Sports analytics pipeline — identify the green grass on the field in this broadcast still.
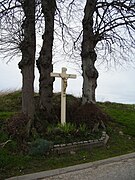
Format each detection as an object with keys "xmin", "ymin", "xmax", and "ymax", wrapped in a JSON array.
[
  {"xmin": 0, "ymin": 92, "xmax": 135, "ymax": 179},
  {"xmin": 99, "ymin": 102, "xmax": 135, "ymax": 136},
  {"xmin": 0, "ymin": 90, "xmax": 21, "ymax": 112},
  {"xmin": 0, "ymin": 112, "xmax": 16, "ymax": 120},
  {"xmin": 1, "ymin": 132, "xmax": 135, "ymax": 179}
]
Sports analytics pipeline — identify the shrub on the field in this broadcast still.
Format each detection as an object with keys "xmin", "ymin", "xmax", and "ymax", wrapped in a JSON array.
[
  {"xmin": 6, "ymin": 113, "xmax": 30, "ymax": 142},
  {"xmin": 29, "ymin": 139, "xmax": 53, "ymax": 156}
]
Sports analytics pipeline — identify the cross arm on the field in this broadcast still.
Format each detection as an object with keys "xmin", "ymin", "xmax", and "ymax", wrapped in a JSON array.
[
  {"xmin": 61, "ymin": 74, "xmax": 77, "ymax": 79},
  {"xmin": 67, "ymin": 74, "xmax": 76, "ymax": 79},
  {"xmin": 50, "ymin": 72, "xmax": 61, "ymax": 77},
  {"xmin": 51, "ymin": 72, "xmax": 76, "ymax": 79}
]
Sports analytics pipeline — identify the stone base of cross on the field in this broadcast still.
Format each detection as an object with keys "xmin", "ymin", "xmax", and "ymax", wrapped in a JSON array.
[{"xmin": 50, "ymin": 67, "xmax": 76, "ymax": 124}]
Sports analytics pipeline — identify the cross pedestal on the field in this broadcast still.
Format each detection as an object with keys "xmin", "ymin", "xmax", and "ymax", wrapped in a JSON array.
[{"xmin": 50, "ymin": 67, "xmax": 76, "ymax": 124}]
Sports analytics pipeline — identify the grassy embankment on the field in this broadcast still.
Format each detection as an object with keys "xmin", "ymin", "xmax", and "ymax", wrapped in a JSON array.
[{"xmin": 0, "ymin": 91, "xmax": 135, "ymax": 179}]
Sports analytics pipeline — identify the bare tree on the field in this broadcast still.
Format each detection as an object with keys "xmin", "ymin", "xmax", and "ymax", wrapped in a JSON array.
[
  {"xmin": 36, "ymin": 0, "xmax": 56, "ymax": 118},
  {"xmin": 0, "ymin": 0, "xmax": 23, "ymax": 61},
  {"xmin": 53, "ymin": 0, "xmax": 135, "ymax": 104},
  {"xmin": 69, "ymin": 0, "xmax": 134, "ymax": 104},
  {"xmin": 0, "ymin": 0, "xmax": 56, "ymax": 124},
  {"xmin": 18, "ymin": 0, "xmax": 36, "ymax": 133},
  {"xmin": 81, "ymin": 0, "xmax": 135, "ymax": 104},
  {"xmin": 0, "ymin": 0, "xmax": 36, "ymax": 135}
]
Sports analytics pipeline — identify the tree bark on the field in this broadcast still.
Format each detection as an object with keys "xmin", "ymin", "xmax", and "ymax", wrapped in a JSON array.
[
  {"xmin": 18, "ymin": 0, "xmax": 36, "ymax": 134},
  {"xmin": 81, "ymin": 0, "xmax": 98, "ymax": 104},
  {"xmin": 37, "ymin": 0, "xmax": 56, "ymax": 115}
]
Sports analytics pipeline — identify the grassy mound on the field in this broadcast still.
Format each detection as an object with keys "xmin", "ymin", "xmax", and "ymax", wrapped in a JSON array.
[{"xmin": 0, "ymin": 91, "xmax": 135, "ymax": 179}]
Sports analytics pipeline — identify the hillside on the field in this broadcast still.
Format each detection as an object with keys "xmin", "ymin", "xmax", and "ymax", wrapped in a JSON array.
[{"xmin": 0, "ymin": 91, "xmax": 135, "ymax": 179}]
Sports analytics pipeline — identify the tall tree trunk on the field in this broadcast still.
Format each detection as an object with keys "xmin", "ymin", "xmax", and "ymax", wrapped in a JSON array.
[
  {"xmin": 37, "ymin": 0, "xmax": 56, "ymax": 115},
  {"xmin": 18, "ymin": 0, "xmax": 36, "ymax": 135},
  {"xmin": 81, "ymin": 0, "xmax": 98, "ymax": 104}
]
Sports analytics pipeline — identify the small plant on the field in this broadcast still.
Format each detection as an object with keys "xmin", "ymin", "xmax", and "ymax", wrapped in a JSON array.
[
  {"xmin": 46, "ymin": 124, "xmax": 57, "ymax": 134},
  {"xmin": 57, "ymin": 122, "xmax": 76, "ymax": 134},
  {"xmin": 79, "ymin": 123, "xmax": 87, "ymax": 133}
]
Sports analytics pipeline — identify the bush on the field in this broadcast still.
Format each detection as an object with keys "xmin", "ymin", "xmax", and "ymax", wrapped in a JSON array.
[
  {"xmin": 29, "ymin": 139, "xmax": 53, "ymax": 156},
  {"xmin": 6, "ymin": 113, "xmax": 30, "ymax": 142}
]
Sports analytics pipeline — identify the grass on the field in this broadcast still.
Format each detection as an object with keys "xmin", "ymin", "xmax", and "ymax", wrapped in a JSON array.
[
  {"xmin": 0, "ymin": 112, "xmax": 15, "ymax": 120},
  {"xmin": 1, "ymin": 133, "xmax": 135, "ymax": 179},
  {"xmin": 0, "ymin": 90, "xmax": 21, "ymax": 112},
  {"xmin": 0, "ymin": 91, "xmax": 135, "ymax": 179},
  {"xmin": 99, "ymin": 102, "xmax": 135, "ymax": 136}
]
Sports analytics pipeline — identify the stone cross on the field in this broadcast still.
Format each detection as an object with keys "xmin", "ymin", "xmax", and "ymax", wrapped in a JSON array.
[{"xmin": 50, "ymin": 67, "xmax": 76, "ymax": 124}]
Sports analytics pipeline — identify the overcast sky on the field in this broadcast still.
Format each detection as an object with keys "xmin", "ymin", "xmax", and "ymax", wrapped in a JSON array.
[{"xmin": 0, "ymin": 58, "xmax": 135, "ymax": 104}]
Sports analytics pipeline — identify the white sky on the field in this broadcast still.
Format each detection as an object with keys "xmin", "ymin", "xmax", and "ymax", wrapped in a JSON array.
[{"xmin": 0, "ymin": 58, "xmax": 135, "ymax": 104}]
